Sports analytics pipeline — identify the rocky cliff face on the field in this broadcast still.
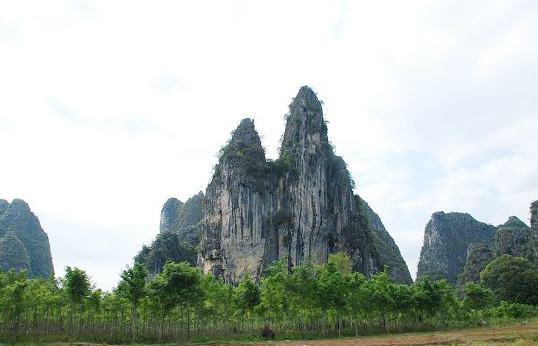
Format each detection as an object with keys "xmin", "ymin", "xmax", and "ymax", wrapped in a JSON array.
[
  {"xmin": 199, "ymin": 86, "xmax": 406, "ymax": 284},
  {"xmin": 458, "ymin": 216, "xmax": 535, "ymax": 289},
  {"xmin": 458, "ymin": 243, "xmax": 494, "ymax": 286},
  {"xmin": 419, "ymin": 202, "xmax": 538, "ymax": 285},
  {"xmin": 355, "ymin": 196, "xmax": 412, "ymax": 283},
  {"xmin": 531, "ymin": 201, "xmax": 538, "ymax": 265},
  {"xmin": 135, "ymin": 192, "xmax": 203, "ymax": 274},
  {"xmin": 0, "ymin": 230, "xmax": 31, "ymax": 273},
  {"xmin": 416, "ymin": 212, "xmax": 496, "ymax": 284},
  {"xmin": 159, "ymin": 198, "xmax": 184, "ymax": 234},
  {"xmin": 494, "ymin": 216, "xmax": 532, "ymax": 260},
  {"xmin": 0, "ymin": 199, "xmax": 54, "ymax": 277}
]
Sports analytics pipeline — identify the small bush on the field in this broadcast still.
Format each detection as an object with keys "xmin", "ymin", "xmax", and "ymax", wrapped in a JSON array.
[{"xmin": 261, "ymin": 325, "xmax": 275, "ymax": 339}]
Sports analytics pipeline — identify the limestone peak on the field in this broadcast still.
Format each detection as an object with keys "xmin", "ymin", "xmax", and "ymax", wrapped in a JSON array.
[
  {"xmin": 229, "ymin": 118, "xmax": 262, "ymax": 150},
  {"xmin": 0, "ymin": 198, "xmax": 54, "ymax": 277},
  {"xmin": 281, "ymin": 86, "xmax": 329, "ymax": 160},
  {"xmin": 290, "ymin": 86, "xmax": 323, "ymax": 112},
  {"xmin": 218, "ymin": 118, "xmax": 265, "ymax": 167},
  {"xmin": 498, "ymin": 216, "xmax": 529, "ymax": 230}
]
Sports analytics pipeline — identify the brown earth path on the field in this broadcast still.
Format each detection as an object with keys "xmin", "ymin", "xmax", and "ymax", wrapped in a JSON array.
[{"xmin": 233, "ymin": 323, "xmax": 538, "ymax": 346}]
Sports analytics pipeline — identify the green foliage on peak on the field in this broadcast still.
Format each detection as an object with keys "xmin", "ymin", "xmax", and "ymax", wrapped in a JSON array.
[
  {"xmin": 213, "ymin": 119, "xmax": 301, "ymax": 194},
  {"xmin": 217, "ymin": 118, "xmax": 265, "ymax": 166}
]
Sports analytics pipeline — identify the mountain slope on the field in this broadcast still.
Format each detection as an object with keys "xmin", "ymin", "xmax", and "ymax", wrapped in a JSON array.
[{"xmin": 0, "ymin": 199, "xmax": 54, "ymax": 277}]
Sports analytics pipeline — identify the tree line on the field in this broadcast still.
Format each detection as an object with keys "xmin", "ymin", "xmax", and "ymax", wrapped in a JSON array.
[{"xmin": 0, "ymin": 253, "xmax": 537, "ymax": 343}]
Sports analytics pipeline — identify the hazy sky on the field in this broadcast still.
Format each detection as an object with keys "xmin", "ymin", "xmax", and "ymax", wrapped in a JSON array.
[{"xmin": 1, "ymin": 1, "xmax": 537, "ymax": 290}]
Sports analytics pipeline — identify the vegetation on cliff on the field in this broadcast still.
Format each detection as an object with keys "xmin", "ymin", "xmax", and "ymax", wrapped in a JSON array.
[
  {"xmin": 494, "ymin": 216, "xmax": 533, "ymax": 260},
  {"xmin": 355, "ymin": 196, "xmax": 412, "ymax": 284},
  {"xmin": 532, "ymin": 200, "xmax": 538, "ymax": 265},
  {"xmin": 0, "ymin": 199, "xmax": 54, "ymax": 278},
  {"xmin": 0, "ymin": 231, "xmax": 30, "ymax": 273},
  {"xmin": 135, "ymin": 193, "xmax": 203, "ymax": 274},
  {"xmin": 417, "ymin": 212, "xmax": 496, "ymax": 284},
  {"xmin": 458, "ymin": 243, "xmax": 494, "ymax": 289}
]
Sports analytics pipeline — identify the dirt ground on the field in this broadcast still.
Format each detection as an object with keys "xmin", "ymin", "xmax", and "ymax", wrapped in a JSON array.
[{"xmin": 240, "ymin": 323, "xmax": 538, "ymax": 346}]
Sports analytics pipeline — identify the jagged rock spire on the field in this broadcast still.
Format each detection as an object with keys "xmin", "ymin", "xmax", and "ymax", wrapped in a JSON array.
[
  {"xmin": 218, "ymin": 118, "xmax": 265, "ymax": 167},
  {"xmin": 199, "ymin": 86, "xmax": 409, "ymax": 284},
  {"xmin": 229, "ymin": 118, "xmax": 262, "ymax": 149},
  {"xmin": 290, "ymin": 86, "xmax": 323, "ymax": 112},
  {"xmin": 160, "ymin": 198, "xmax": 183, "ymax": 234},
  {"xmin": 281, "ymin": 86, "xmax": 329, "ymax": 161}
]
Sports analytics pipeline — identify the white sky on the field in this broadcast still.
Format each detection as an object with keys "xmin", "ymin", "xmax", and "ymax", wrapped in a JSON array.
[{"xmin": 1, "ymin": 0, "xmax": 537, "ymax": 291}]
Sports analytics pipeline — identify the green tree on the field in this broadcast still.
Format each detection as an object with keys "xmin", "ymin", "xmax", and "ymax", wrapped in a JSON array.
[
  {"xmin": 480, "ymin": 254, "xmax": 538, "ymax": 305},
  {"xmin": 62, "ymin": 266, "xmax": 91, "ymax": 333},
  {"xmin": 462, "ymin": 283, "xmax": 493, "ymax": 310},
  {"xmin": 315, "ymin": 258, "xmax": 351, "ymax": 335},
  {"xmin": 288, "ymin": 262, "xmax": 317, "ymax": 331},
  {"xmin": 328, "ymin": 252, "xmax": 353, "ymax": 274},
  {"xmin": 259, "ymin": 260, "xmax": 291, "ymax": 325},
  {"xmin": 235, "ymin": 274, "xmax": 260, "ymax": 331},
  {"xmin": 235, "ymin": 274, "xmax": 260, "ymax": 314},
  {"xmin": 361, "ymin": 271, "xmax": 394, "ymax": 331},
  {"xmin": 412, "ymin": 276, "xmax": 456, "ymax": 327},
  {"xmin": 147, "ymin": 261, "xmax": 203, "ymax": 339},
  {"xmin": 117, "ymin": 263, "xmax": 148, "ymax": 339},
  {"xmin": 1, "ymin": 269, "xmax": 28, "ymax": 333}
]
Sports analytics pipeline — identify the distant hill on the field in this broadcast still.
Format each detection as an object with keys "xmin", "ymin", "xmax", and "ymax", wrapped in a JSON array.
[
  {"xmin": 417, "ymin": 201, "xmax": 538, "ymax": 285},
  {"xmin": 417, "ymin": 211, "xmax": 496, "ymax": 284},
  {"xmin": 0, "ymin": 199, "xmax": 54, "ymax": 277}
]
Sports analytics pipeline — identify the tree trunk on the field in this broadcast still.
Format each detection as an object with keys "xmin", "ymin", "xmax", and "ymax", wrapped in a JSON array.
[{"xmin": 131, "ymin": 304, "xmax": 137, "ymax": 340}]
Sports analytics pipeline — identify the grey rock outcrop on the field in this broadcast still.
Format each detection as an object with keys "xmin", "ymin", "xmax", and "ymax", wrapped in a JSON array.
[
  {"xmin": 160, "ymin": 198, "xmax": 184, "ymax": 234},
  {"xmin": 416, "ymin": 212, "xmax": 496, "ymax": 284},
  {"xmin": 355, "ymin": 196, "xmax": 412, "ymax": 283},
  {"xmin": 419, "ymin": 201, "xmax": 538, "ymax": 285},
  {"xmin": 494, "ymin": 216, "xmax": 532, "ymax": 259},
  {"xmin": 135, "ymin": 192, "xmax": 204, "ymax": 274},
  {"xmin": 458, "ymin": 243, "xmax": 494, "ymax": 286},
  {"xmin": 199, "ymin": 86, "xmax": 406, "ymax": 284},
  {"xmin": 0, "ymin": 199, "xmax": 54, "ymax": 277},
  {"xmin": 531, "ymin": 201, "xmax": 538, "ymax": 265},
  {"xmin": 0, "ymin": 230, "xmax": 31, "ymax": 273},
  {"xmin": 159, "ymin": 193, "xmax": 204, "ymax": 235}
]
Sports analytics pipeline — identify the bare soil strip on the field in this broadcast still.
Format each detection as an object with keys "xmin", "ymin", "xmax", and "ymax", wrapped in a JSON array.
[{"xmin": 240, "ymin": 323, "xmax": 538, "ymax": 346}]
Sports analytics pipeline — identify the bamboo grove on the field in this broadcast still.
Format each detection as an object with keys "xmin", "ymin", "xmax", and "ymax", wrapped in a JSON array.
[{"xmin": 1, "ymin": 253, "xmax": 536, "ymax": 343}]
